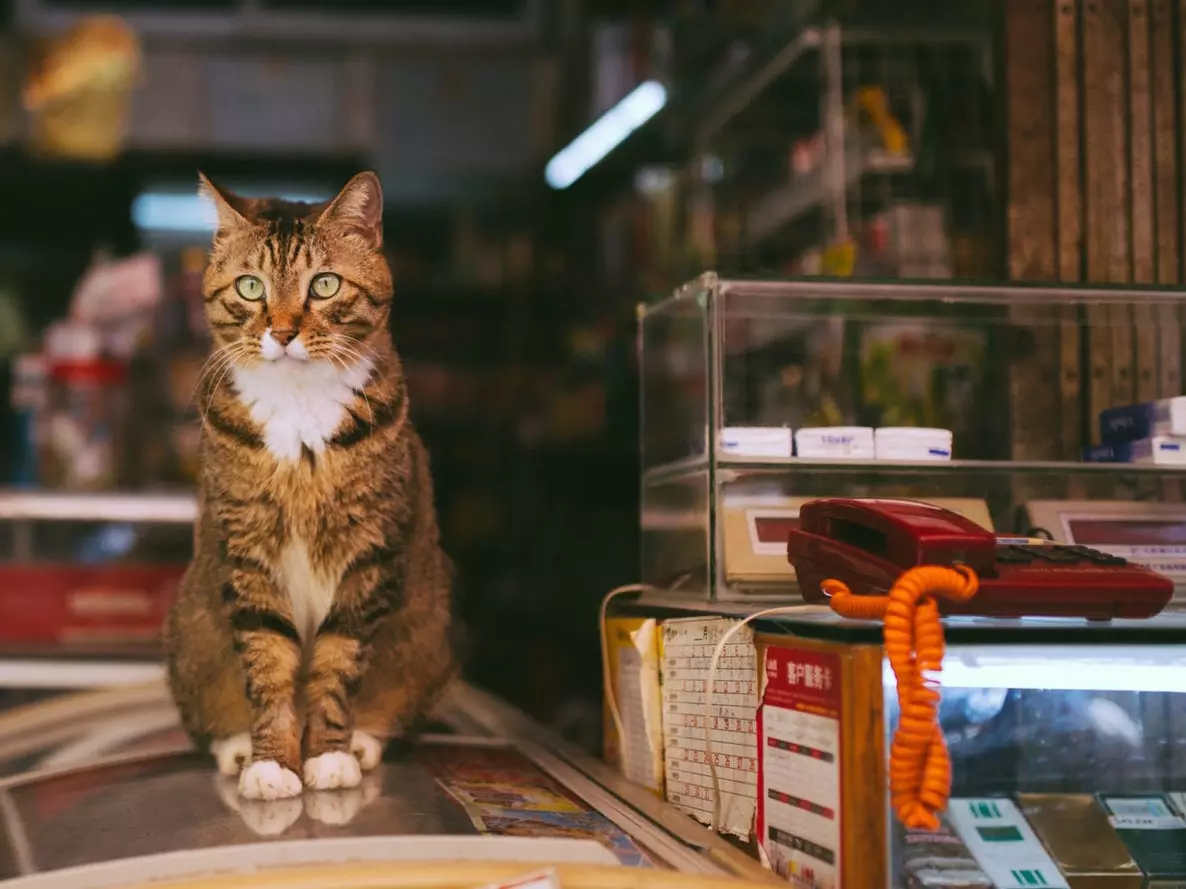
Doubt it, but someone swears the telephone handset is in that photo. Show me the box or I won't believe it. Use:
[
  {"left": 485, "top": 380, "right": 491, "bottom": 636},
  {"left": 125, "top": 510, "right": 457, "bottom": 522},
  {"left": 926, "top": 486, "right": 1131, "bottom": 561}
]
[{"left": 787, "top": 498, "right": 1174, "bottom": 619}]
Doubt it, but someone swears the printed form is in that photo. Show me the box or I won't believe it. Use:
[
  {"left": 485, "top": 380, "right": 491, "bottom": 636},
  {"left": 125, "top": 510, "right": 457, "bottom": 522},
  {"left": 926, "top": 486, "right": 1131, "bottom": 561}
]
[{"left": 661, "top": 617, "right": 759, "bottom": 839}]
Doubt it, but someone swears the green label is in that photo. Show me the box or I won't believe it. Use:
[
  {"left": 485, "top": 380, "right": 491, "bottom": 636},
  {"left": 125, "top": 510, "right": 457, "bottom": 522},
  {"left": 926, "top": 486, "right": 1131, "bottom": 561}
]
[{"left": 1011, "top": 870, "right": 1049, "bottom": 886}]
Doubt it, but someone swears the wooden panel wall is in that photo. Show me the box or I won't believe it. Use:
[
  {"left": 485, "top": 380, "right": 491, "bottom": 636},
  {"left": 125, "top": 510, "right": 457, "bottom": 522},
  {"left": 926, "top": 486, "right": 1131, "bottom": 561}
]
[{"left": 1003, "top": 0, "right": 1184, "bottom": 459}]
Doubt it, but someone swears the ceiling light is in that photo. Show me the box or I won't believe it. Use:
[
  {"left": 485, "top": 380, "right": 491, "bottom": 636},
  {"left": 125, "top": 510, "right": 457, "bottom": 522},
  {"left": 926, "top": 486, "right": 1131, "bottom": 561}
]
[{"left": 545, "top": 80, "right": 667, "bottom": 190}]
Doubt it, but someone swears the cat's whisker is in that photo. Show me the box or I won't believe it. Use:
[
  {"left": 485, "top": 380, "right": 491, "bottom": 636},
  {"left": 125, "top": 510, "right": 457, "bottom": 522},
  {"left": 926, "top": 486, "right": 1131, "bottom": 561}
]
[
  {"left": 194, "top": 341, "right": 254, "bottom": 395},
  {"left": 192, "top": 342, "right": 246, "bottom": 404},
  {"left": 324, "top": 346, "right": 376, "bottom": 424},
  {"left": 333, "top": 334, "right": 376, "bottom": 364},
  {"left": 328, "top": 345, "right": 370, "bottom": 374},
  {"left": 195, "top": 351, "right": 240, "bottom": 414},
  {"left": 322, "top": 333, "right": 372, "bottom": 364},
  {"left": 319, "top": 335, "right": 374, "bottom": 372},
  {"left": 201, "top": 341, "right": 251, "bottom": 388},
  {"left": 199, "top": 343, "right": 253, "bottom": 426}
]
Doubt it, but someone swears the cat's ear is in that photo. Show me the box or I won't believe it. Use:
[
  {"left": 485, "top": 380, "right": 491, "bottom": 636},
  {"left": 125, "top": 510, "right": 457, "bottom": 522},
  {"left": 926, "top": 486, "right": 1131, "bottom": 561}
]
[
  {"left": 198, "top": 172, "right": 251, "bottom": 241},
  {"left": 316, "top": 171, "right": 383, "bottom": 250}
]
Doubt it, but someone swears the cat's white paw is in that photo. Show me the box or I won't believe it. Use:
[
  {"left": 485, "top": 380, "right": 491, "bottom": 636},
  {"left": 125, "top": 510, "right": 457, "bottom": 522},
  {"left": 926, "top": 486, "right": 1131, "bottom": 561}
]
[
  {"left": 238, "top": 759, "right": 302, "bottom": 800},
  {"left": 350, "top": 730, "right": 383, "bottom": 771},
  {"left": 211, "top": 733, "right": 252, "bottom": 777},
  {"left": 303, "top": 751, "right": 362, "bottom": 790}
]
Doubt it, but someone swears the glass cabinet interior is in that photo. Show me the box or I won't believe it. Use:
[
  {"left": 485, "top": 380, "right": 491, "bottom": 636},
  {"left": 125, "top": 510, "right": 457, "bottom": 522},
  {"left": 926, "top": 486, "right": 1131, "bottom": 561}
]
[
  {"left": 886, "top": 641, "right": 1186, "bottom": 883},
  {"left": 639, "top": 276, "right": 1186, "bottom": 598}
]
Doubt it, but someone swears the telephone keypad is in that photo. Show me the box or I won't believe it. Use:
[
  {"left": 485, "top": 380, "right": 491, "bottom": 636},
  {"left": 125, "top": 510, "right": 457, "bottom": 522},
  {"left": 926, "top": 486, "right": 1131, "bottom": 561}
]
[{"left": 994, "top": 543, "right": 1128, "bottom": 567}]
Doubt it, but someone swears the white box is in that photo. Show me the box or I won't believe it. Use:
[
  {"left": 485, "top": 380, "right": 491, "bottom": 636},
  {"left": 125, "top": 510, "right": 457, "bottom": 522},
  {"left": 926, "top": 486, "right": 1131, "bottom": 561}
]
[
  {"left": 719, "top": 426, "right": 793, "bottom": 459},
  {"left": 794, "top": 427, "right": 875, "bottom": 459},
  {"left": 874, "top": 427, "right": 953, "bottom": 461}
]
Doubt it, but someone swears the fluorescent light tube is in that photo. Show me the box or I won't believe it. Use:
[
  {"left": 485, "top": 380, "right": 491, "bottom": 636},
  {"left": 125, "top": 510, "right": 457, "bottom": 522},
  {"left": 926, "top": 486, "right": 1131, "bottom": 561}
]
[
  {"left": 883, "top": 643, "right": 1186, "bottom": 693},
  {"left": 545, "top": 79, "right": 667, "bottom": 190},
  {"left": 132, "top": 190, "right": 329, "bottom": 234}
]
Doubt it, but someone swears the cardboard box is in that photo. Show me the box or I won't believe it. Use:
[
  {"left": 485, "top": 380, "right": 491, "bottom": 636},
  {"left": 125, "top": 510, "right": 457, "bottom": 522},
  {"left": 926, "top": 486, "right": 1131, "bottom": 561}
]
[{"left": 1018, "top": 794, "right": 1142, "bottom": 888}]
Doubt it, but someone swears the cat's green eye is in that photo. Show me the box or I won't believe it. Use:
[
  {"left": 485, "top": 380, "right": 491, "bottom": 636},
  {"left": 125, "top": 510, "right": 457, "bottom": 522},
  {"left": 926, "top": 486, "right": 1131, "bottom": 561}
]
[
  {"left": 310, "top": 273, "right": 341, "bottom": 299},
  {"left": 235, "top": 275, "right": 265, "bottom": 301}
]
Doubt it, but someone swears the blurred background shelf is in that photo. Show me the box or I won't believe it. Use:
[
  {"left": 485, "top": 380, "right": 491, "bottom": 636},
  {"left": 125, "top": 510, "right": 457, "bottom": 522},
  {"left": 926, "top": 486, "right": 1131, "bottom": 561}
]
[{"left": 0, "top": 657, "right": 163, "bottom": 689}]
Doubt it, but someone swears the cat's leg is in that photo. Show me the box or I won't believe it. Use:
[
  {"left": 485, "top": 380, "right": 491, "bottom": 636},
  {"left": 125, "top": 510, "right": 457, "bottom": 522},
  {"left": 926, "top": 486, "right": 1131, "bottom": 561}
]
[
  {"left": 222, "top": 562, "right": 305, "bottom": 800},
  {"left": 302, "top": 564, "right": 405, "bottom": 789},
  {"left": 165, "top": 568, "right": 252, "bottom": 774},
  {"left": 302, "top": 623, "right": 369, "bottom": 790},
  {"left": 349, "top": 590, "right": 457, "bottom": 764}
]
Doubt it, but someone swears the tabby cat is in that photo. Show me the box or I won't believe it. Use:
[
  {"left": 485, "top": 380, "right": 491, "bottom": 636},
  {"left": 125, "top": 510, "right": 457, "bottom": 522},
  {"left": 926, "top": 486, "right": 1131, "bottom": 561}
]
[{"left": 165, "top": 171, "right": 455, "bottom": 800}]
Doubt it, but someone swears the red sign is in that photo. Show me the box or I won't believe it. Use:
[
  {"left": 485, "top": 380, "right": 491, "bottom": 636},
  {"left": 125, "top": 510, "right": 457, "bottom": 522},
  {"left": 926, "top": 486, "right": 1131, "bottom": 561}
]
[
  {"left": 0, "top": 566, "right": 181, "bottom": 646},
  {"left": 762, "top": 645, "right": 840, "bottom": 713},
  {"left": 756, "top": 645, "right": 844, "bottom": 889}
]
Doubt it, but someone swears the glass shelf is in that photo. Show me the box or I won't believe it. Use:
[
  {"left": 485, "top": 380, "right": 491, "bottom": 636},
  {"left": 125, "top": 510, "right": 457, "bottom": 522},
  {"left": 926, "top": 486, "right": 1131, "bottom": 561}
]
[{"left": 644, "top": 456, "right": 1186, "bottom": 485}]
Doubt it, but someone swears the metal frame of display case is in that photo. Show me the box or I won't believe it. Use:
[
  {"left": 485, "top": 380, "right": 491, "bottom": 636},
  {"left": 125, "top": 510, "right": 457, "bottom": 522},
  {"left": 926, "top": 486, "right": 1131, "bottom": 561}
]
[{"left": 639, "top": 273, "right": 1186, "bottom": 600}]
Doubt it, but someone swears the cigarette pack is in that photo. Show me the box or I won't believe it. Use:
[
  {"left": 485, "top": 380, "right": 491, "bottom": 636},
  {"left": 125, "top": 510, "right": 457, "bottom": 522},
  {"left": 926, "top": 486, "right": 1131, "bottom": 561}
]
[
  {"left": 1017, "top": 794, "right": 1142, "bottom": 888},
  {"left": 1083, "top": 436, "right": 1186, "bottom": 466},
  {"left": 1100, "top": 397, "right": 1186, "bottom": 444},
  {"left": 794, "top": 426, "right": 875, "bottom": 459}
]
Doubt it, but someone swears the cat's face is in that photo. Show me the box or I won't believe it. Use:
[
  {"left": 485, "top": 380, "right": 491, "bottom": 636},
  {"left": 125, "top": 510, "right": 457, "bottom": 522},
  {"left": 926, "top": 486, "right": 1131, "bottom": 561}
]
[{"left": 199, "top": 172, "right": 392, "bottom": 365}]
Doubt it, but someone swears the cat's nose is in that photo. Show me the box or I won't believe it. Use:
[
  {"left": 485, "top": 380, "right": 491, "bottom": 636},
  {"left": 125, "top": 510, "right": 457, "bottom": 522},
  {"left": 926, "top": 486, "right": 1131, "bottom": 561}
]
[{"left": 271, "top": 327, "right": 298, "bottom": 346}]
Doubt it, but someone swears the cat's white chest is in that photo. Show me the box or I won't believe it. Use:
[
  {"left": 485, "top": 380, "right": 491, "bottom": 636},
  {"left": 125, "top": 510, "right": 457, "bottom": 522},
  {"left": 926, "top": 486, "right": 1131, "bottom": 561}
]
[
  {"left": 277, "top": 536, "right": 334, "bottom": 641},
  {"left": 231, "top": 357, "right": 374, "bottom": 462}
]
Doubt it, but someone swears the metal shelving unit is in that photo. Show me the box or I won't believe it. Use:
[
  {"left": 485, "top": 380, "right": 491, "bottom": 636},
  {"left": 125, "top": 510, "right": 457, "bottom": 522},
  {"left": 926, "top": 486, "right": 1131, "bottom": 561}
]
[{"left": 676, "top": 9, "right": 996, "bottom": 278}]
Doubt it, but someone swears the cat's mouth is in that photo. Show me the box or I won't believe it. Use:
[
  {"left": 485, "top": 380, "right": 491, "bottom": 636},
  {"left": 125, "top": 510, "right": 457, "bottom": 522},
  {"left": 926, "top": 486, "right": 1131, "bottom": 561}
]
[{"left": 260, "top": 331, "right": 311, "bottom": 363}]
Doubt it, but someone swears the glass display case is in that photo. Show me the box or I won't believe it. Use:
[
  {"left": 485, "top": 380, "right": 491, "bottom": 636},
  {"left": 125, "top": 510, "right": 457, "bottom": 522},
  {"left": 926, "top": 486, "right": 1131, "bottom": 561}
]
[
  {"left": 886, "top": 639, "right": 1186, "bottom": 889},
  {"left": 639, "top": 274, "right": 1186, "bottom": 601},
  {"left": 602, "top": 598, "right": 1186, "bottom": 888}
]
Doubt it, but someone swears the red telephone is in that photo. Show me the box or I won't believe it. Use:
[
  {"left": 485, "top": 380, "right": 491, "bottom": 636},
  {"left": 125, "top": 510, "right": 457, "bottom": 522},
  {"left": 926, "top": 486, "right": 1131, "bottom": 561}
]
[{"left": 787, "top": 498, "right": 1174, "bottom": 619}]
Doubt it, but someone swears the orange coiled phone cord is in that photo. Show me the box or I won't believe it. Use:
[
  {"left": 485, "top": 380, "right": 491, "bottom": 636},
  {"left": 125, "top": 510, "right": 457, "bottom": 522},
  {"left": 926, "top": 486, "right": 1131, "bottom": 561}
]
[{"left": 822, "top": 565, "right": 979, "bottom": 832}]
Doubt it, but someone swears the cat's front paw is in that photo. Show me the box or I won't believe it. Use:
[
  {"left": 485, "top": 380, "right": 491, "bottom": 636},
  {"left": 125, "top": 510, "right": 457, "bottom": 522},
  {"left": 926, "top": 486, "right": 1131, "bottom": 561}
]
[
  {"left": 303, "top": 751, "right": 362, "bottom": 790},
  {"left": 351, "top": 730, "right": 383, "bottom": 771},
  {"left": 211, "top": 733, "right": 252, "bottom": 777},
  {"left": 239, "top": 759, "right": 302, "bottom": 800}
]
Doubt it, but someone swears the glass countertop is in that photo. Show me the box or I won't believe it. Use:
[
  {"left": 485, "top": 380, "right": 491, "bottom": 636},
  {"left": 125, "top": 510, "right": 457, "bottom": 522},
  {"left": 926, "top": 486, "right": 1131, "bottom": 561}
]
[{"left": 0, "top": 741, "right": 659, "bottom": 883}]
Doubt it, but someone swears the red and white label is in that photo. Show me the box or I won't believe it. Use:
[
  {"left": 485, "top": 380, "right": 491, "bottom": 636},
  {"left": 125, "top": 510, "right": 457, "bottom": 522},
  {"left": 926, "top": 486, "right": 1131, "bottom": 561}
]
[{"left": 757, "top": 646, "right": 842, "bottom": 889}]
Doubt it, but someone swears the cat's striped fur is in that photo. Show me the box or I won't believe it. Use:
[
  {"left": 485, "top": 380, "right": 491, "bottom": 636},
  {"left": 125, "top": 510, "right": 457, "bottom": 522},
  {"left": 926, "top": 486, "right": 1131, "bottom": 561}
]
[{"left": 164, "top": 172, "right": 455, "bottom": 799}]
